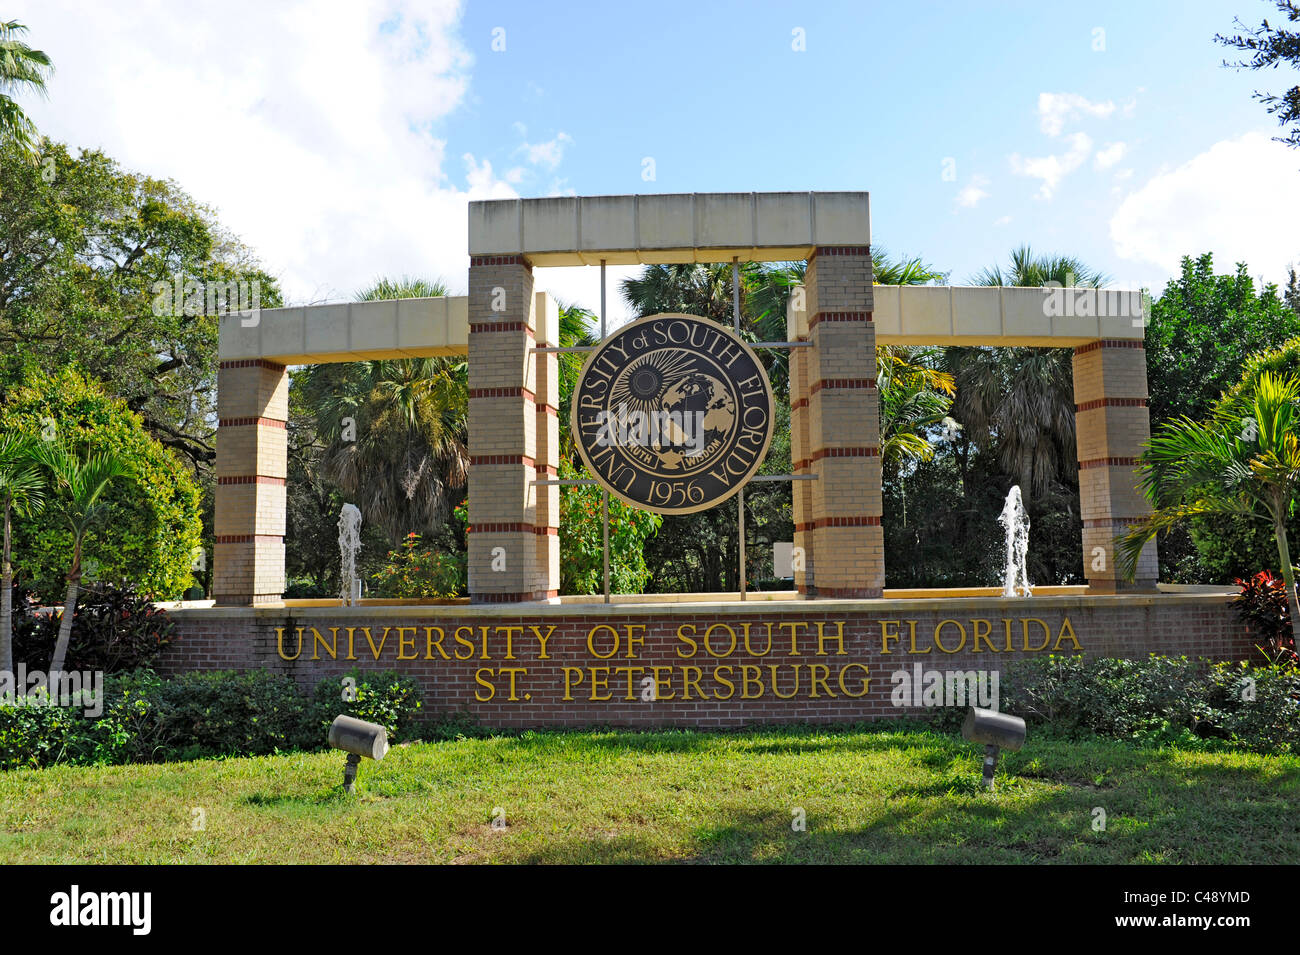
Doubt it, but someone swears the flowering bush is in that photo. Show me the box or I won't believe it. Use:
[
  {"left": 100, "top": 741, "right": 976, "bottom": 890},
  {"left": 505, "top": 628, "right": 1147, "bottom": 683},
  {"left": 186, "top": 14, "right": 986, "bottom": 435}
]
[
  {"left": 1233, "top": 570, "right": 1297, "bottom": 664},
  {"left": 370, "top": 533, "right": 465, "bottom": 598}
]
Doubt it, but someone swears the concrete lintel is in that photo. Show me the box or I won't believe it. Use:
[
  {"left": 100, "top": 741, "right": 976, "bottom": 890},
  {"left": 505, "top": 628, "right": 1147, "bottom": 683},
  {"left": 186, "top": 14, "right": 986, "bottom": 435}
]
[
  {"left": 791, "top": 285, "right": 1147, "bottom": 346},
  {"left": 468, "top": 192, "right": 870, "bottom": 264},
  {"left": 218, "top": 296, "right": 476, "bottom": 364}
]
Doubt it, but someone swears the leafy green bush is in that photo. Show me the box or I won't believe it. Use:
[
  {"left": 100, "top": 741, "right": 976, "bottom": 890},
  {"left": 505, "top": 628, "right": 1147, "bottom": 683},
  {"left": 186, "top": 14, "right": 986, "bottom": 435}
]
[
  {"left": 0, "top": 368, "right": 203, "bottom": 601},
  {"left": 369, "top": 533, "right": 465, "bottom": 598},
  {"left": 999, "top": 653, "right": 1300, "bottom": 754},
  {"left": 310, "top": 668, "right": 424, "bottom": 742},
  {"left": 0, "top": 667, "right": 425, "bottom": 770},
  {"left": 11, "top": 584, "right": 175, "bottom": 672}
]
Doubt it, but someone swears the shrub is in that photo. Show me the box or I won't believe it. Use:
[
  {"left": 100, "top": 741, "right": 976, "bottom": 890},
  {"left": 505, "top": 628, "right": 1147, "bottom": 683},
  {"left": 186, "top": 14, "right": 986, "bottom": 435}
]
[
  {"left": 0, "top": 367, "right": 203, "bottom": 602},
  {"left": 1233, "top": 570, "right": 1297, "bottom": 664},
  {"left": 11, "top": 584, "right": 175, "bottom": 672},
  {"left": 999, "top": 653, "right": 1300, "bottom": 754},
  {"left": 370, "top": 533, "right": 465, "bottom": 598},
  {"left": 310, "top": 668, "right": 424, "bottom": 743}
]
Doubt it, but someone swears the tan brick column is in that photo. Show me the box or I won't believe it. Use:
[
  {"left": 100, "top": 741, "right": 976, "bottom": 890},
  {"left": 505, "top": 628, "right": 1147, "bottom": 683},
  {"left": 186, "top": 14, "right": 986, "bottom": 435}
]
[
  {"left": 787, "top": 291, "right": 815, "bottom": 595},
  {"left": 1072, "top": 339, "right": 1158, "bottom": 591},
  {"left": 533, "top": 292, "right": 561, "bottom": 596},
  {"left": 213, "top": 359, "right": 288, "bottom": 605},
  {"left": 467, "top": 256, "right": 555, "bottom": 602},
  {"left": 805, "top": 247, "right": 883, "bottom": 598}
]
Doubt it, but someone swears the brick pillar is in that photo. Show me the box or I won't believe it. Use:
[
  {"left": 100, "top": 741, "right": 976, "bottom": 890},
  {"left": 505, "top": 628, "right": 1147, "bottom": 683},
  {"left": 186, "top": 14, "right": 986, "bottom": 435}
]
[
  {"left": 213, "top": 359, "right": 288, "bottom": 605},
  {"left": 805, "top": 247, "right": 883, "bottom": 598},
  {"left": 1072, "top": 339, "right": 1158, "bottom": 591},
  {"left": 787, "top": 290, "right": 815, "bottom": 595},
  {"left": 466, "top": 256, "right": 555, "bottom": 602},
  {"left": 533, "top": 292, "right": 561, "bottom": 598}
]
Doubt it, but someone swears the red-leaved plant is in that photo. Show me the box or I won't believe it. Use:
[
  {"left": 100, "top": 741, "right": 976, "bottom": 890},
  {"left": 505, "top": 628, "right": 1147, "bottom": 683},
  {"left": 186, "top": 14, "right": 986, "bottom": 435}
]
[{"left": 1233, "top": 570, "right": 1299, "bottom": 666}]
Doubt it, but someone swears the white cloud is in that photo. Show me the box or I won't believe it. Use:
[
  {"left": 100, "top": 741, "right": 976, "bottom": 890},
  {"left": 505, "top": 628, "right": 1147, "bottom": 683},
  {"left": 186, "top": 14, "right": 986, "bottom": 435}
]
[
  {"left": 1010, "top": 132, "right": 1093, "bottom": 199},
  {"left": 8, "top": 0, "right": 528, "bottom": 304},
  {"left": 1094, "top": 141, "right": 1128, "bottom": 169},
  {"left": 954, "top": 174, "right": 990, "bottom": 209},
  {"left": 993, "top": 215, "right": 1012, "bottom": 226},
  {"left": 1110, "top": 131, "right": 1300, "bottom": 283},
  {"left": 518, "top": 132, "right": 574, "bottom": 170},
  {"left": 1037, "top": 92, "right": 1115, "bottom": 136}
]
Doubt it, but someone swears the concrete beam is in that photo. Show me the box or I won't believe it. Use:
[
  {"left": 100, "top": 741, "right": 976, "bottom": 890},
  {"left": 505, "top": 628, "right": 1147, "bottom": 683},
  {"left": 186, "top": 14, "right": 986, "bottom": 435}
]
[
  {"left": 468, "top": 192, "right": 870, "bottom": 265},
  {"left": 790, "top": 285, "right": 1146, "bottom": 346},
  {"left": 217, "top": 296, "right": 470, "bottom": 365}
]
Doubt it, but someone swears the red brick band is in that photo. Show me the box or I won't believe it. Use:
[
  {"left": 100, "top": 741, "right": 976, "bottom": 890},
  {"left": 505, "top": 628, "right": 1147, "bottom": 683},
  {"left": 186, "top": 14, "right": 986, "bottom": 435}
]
[
  {"left": 537, "top": 404, "right": 559, "bottom": 416},
  {"left": 534, "top": 526, "right": 558, "bottom": 536},
  {"left": 791, "top": 397, "right": 809, "bottom": 411},
  {"left": 214, "top": 534, "right": 284, "bottom": 544},
  {"left": 808, "top": 310, "right": 873, "bottom": 332},
  {"left": 538, "top": 465, "right": 557, "bottom": 477},
  {"left": 469, "top": 523, "right": 534, "bottom": 534},
  {"left": 811, "top": 447, "right": 879, "bottom": 461},
  {"left": 470, "top": 455, "right": 535, "bottom": 467},
  {"left": 218, "top": 359, "right": 286, "bottom": 371},
  {"left": 813, "top": 516, "right": 882, "bottom": 528},
  {"left": 794, "top": 522, "right": 812, "bottom": 533},
  {"left": 469, "top": 322, "right": 535, "bottom": 337},
  {"left": 810, "top": 246, "right": 871, "bottom": 258},
  {"left": 1075, "top": 397, "right": 1148, "bottom": 412},
  {"left": 1074, "top": 339, "right": 1144, "bottom": 355},
  {"left": 811, "top": 378, "right": 876, "bottom": 394},
  {"left": 816, "top": 586, "right": 884, "bottom": 598},
  {"left": 217, "top": 417, "right": 287, "bottom": 429},
  {"left": 1078, "top": 457, "right": 1140, "bottom": 470},
  {"left": 1083, "top": 517, "right": 1149, "bottom": 528},
  {"left": 469, "top": 387, "right": 536, "bottom": 402},
  {"left": 473, "top": 590, "right": 558, "bottom": 603},
  {"left": 470, "top": 255, "right": 531, "bottom": 268},
  {"left": 793, "top": 459, "right": 810, "bottom": 472},
  {"left": 216, "top": 476, "right": 287, "bottom": 486}
]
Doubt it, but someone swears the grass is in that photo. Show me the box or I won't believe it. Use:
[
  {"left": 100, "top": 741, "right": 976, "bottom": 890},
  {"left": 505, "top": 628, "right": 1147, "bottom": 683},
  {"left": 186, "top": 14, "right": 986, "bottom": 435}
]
[{"left": 0, "top": 724, "right": 1297, "bottom": 864}]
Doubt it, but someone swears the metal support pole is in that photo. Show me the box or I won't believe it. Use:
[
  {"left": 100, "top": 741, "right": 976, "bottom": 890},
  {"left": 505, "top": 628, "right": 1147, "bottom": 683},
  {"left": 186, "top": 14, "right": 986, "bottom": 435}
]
[
  {"left": 600, "top": 258, "right": 610, "bottom": 604},
  {"left": 733, "top": 257, "right": 746, "bottom": 601}
]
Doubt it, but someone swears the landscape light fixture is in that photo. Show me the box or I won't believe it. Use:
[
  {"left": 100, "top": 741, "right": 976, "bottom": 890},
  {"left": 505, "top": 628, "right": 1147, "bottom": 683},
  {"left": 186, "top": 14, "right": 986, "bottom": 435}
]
[
  {"left": 327, "top": 714, "right": 389, "bottom": 793},
  {"left": 961, "top": 707, "right": 1026, "bottom": 790}
]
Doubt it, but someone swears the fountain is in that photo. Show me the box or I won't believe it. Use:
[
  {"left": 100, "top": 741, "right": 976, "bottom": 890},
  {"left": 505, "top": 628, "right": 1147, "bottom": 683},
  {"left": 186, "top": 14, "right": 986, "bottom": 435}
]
[
  {"left": 998, "top": 486, "right": 1031, "bottom": 597},
  {"left": 338, "top": 503, "right": 362, "bottom": 606}
]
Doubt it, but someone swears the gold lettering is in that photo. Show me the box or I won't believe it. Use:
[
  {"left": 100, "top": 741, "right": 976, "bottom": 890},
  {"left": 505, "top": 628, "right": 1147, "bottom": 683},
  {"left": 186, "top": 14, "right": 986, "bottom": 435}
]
[{"left": 934, "top": 620, "right": 967, "bottom": 654}]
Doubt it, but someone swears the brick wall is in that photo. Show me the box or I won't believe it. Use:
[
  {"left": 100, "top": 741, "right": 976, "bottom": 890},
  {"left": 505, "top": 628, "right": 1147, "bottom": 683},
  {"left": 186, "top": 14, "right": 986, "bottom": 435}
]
[{"left": 156, "top": 595, "right": 1253, "bottom": 729}]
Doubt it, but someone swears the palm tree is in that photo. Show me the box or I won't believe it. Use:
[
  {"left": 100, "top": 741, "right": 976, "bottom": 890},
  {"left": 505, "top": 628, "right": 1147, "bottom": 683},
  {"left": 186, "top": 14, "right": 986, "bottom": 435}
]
[
  {"left": 0, "top": 21, "right": 52, "bottom": 154},
  {"left": 0, "top": 433, "right": 45, "bottom": 672},
  {"left": 298, "top": 277, "right": 470, "bottom": 545},
  {"left": 1117, "top": 371, "right": 1300, "bottom": 644},
  {"left": 35, "top": 444, "right": 131, "bottom": 675},
  {"left": 947, "top": 245, "right": 1108, "bottom": 500}
]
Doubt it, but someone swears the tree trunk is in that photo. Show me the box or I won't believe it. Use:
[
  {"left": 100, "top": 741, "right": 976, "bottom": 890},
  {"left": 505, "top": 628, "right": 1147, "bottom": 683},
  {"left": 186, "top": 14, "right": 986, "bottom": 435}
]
[
  {"left": 0, "top": 499, "right": 12, "bottom": 674},
  {"left": 49, "top": 576, "right": 80, "bottom": 677},
  {"left": 1272, "top": 519, "right": 1300, "bottom": 648}
]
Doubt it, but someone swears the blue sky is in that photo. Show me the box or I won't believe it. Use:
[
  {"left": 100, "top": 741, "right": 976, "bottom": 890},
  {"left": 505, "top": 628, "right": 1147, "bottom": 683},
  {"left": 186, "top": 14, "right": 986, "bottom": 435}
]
[{"left": 11, "top": 0, "right": 1298, "bottom": 322}]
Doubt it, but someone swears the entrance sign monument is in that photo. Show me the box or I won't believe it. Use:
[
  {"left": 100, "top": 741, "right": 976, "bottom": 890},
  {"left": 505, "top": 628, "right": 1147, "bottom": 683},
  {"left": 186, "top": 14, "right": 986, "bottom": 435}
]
[{"left": 162, "top": 191, "right": 1250, "bottom": 728}]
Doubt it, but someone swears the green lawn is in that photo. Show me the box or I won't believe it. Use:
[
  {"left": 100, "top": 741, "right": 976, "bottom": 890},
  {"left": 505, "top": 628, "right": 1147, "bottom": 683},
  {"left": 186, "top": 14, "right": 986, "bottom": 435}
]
[{"left": 1, "top": 726, "right": 1296, "bottom": 864}]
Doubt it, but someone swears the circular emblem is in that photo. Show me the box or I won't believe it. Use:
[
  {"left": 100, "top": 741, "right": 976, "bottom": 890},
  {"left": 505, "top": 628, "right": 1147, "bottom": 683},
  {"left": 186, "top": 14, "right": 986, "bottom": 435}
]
[{"left": 571, "top": 313, "right": 774, "bottom": 515}]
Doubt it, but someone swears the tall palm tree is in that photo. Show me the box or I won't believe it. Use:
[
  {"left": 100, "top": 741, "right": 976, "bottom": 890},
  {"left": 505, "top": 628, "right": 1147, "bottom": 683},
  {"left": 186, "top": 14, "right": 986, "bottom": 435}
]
[
  {"left": 298, "top": 277, "right": 469, "bottom": 545},
  {"left": 947, "top": 245, "right": 1108, "bottom": 500},
  {"left": 0, "top": 21, "right": 52, "bottom": 154},
  {"left": 34, "top": 443, "right": 131, "bottom": 675},
  {"left": 0, "top": 433, "right": 44, "bottom": 672},
  {"left": 1117, "top": 371, "right": 1300, "bottom": 644}
]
